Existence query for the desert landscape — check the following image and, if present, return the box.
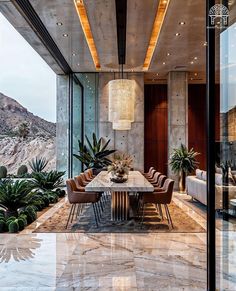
[0,92,56,174]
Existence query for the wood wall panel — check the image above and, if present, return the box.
[188,84,220,170]
[144,85,168,174]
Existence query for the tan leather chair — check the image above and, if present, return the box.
[152,175,167,188]
[147,172,161,184]
[144,168,156,180]
[140,178,175,229]
[66,179,100,228]
[142,167,154,177]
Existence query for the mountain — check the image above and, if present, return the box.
[0,92,56,137]
[0,93,56,174]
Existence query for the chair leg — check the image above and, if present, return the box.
[158,204,164,220]
[70,204,76,223]
[66,204,74,229]
[92,203,99,228]
[166,204,174,229]
[164,204,172,229]
[141,203,146,226]
[76,204,82,217]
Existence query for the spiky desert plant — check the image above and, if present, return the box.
[29,157,49,172]
[0,180,35,217]
[31,171,65,191]
[169,144,200,175]
[73,133,116,169]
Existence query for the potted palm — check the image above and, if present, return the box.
[73,133,116,175]
[169,144,199,192]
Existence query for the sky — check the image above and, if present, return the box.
[0,12,56,122]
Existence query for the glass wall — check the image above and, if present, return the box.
[76,73,99,139]
[72,77,83,177]
[215,1,236,289]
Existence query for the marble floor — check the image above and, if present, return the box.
[0,194,235,290]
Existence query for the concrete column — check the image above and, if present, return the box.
[98,73,144,171]
[56,75,69,176]
[168,71,188,186]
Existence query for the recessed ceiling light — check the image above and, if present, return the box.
[63,33,68,37]
[204,41,208,46]
[56,22,63,26]
[72,53,76,56]
[175,33,180,36]
[163,62,166,65]
[194,73,198,76]
[77,63,80,66]
[190,61,194,64]
[156,73,159,76]
[190,78,193,81]
[167,53,171,56]
[179,21,185,25]
[194,56,198,60]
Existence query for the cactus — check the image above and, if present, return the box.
[0,219,7,233]
[16,218,25,231]
[0,166,7,178]
[18,214,28,226]
[8,220,19,233]
[17,165,28,176]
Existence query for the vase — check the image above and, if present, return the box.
[179,171,186,193]
[110,171,128,183]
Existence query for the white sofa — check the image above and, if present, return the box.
[186,169,236,209]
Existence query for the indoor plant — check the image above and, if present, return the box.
[108,154,133,183]
[169,144,199,192]
[73,133,116,174]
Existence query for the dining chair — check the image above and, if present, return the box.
[152,174,167,188]
[147,172,161,183]
[65,179,101,228]
[142,167,154,177]
[140,178,175,229]
[74,174,104,215]
[144,168,156,180]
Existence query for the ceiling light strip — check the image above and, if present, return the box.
[143,0,171,71]
[74,0,101,70]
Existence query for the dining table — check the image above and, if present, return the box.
[85,171,154,221]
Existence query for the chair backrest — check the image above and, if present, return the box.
[157,175,167,188]
[161,178,175,204]
[84,171,92,181]
[149,168,156,179]
[150,172,161,184]
[147,167,154,175]
[66,179,79,203]
[85,169,93,178]
[74,175,85,188]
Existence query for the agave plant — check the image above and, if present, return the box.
[169,144,200,192]
[29,157,49,172]
[73,133,116,170]
[31,171,65,191]
[0,179,35,217]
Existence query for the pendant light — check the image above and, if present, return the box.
[108,65,135,130]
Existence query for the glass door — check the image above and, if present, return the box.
[213,1,236,289]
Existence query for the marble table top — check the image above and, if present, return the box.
[85,171,154,192]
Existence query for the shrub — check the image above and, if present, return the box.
[0,219,7,232]
[17,165,28,177]
[8,220,19,233]
[16,218,25,231]
[18,122,30,139]
[29,157,49,172]
[0,179,35,215]
[32,171,65,191]
[0,166,7,178]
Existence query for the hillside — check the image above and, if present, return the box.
[0,93,56,174]
[0,92,56,137]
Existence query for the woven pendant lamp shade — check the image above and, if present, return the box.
[108,79,135,130]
